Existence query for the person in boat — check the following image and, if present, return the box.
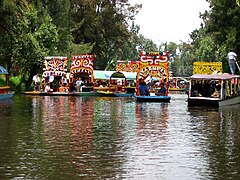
[145,75,153,88]
[49,72,55,89]
[155,82,167,96]
[44,82,53,92]
[59,85,69,93]
[211,85,221,98]
[33,74,40,91]
[75,77,84,92]
[138,80,149,96]
[61,74,68,87]
[227,51,237,74]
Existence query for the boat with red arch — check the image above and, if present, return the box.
[135,51,171,102]
[24,56,70,95]
[69,54,99,96]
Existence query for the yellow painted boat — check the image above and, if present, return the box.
[97,91,116,97]
[24,91,48,95]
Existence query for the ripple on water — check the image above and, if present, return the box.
[0,94,240,179]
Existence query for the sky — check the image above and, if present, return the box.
[129,0,210,44]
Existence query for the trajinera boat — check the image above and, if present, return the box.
[69,54,99,96]
[169,76,189,92]
[188,73,240,107]
[135,51,171,102]
[0,66,14,100]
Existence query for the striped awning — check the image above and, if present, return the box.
[0,66,8,75]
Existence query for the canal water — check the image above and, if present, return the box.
[0,93,240,179]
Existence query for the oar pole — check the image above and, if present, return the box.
[236,61,240,72]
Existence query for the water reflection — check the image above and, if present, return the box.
[0,94,240,179]
[188,104,240,179]
[136,102,169,143]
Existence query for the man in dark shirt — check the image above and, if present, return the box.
[155,82,167,96]
[138,81,149,96]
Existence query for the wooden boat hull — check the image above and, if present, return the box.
[113,92,134,97]
[169,87,187,92]
[0,92,14,100]
[97,91,116,97]
[73,92,100,96]
[135,95,171,102]
[24,91,48,95]
[188,96,240,107]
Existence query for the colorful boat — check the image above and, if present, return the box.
[24,91,48,95]
[135,51,171,102]
[0,66,14,100]
[43,56,68,91]
[109,71,136,97]
[135,95,171,102]
[70,54,98,96]
[25,55,99,96]
[97,90,116,97]
[188,73,240,107]
[24,56,69,95]
[169,77,189,91]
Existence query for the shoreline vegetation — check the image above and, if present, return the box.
[0,76,29,93]
[1,1,240,92]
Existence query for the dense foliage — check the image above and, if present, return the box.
[0,0,144,90]
[1,0,240,90]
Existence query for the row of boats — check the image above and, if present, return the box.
[1,52,240,108]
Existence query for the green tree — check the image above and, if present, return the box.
[12,7,59,90]
[0,0,30,71]
[71,0,141,69]
[204,0,240,73]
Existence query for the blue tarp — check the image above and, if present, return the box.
[93,70,115,80]
[0,66,8,75]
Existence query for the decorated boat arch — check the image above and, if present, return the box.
[135,51,171,102]
[70,54,94,83]
[43,56,68,77]
[43,56,68,92]
[193,62,222,75]
[116,60,139,72]
[136,52,169,94]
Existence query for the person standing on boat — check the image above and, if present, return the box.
[62,74,68,87]
[33,74,40,91]
[49,73,55,89]
[76,77,84,92]
[227,51,237,74]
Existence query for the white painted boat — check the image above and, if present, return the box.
[188,73,240,107]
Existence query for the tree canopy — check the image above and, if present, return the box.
[1,0,240,91]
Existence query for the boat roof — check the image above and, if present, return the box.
[190,73,240,80]
[93,70,137,80]
[0,66,8,75]
[170,77,188,82]
[110,71,137,80]
[93,70,115,80]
